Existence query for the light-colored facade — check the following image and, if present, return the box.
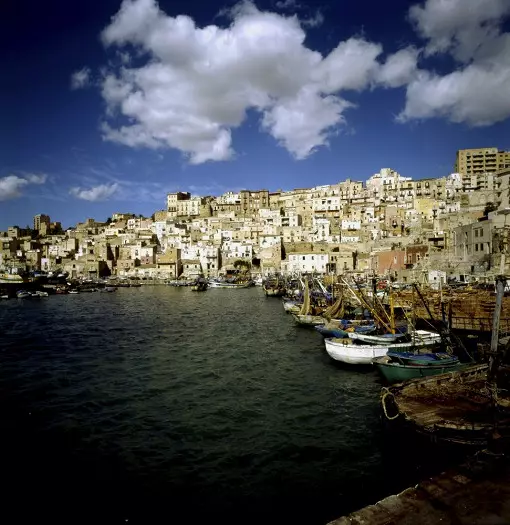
[455,147,510,175]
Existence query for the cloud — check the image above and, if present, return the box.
[75,0,510,159]
[26,173,48,184]
[79,0,411,163]
[71,67,92,89]
[69,183,119,201]
[400,0,510,126]
[409,0,510,61]
[0,173,47,201]
[302,11,324,28]
[275,0,300,9]
[375,47,419,88]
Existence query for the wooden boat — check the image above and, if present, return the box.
[191,278,208,292]
[292,279,325,326]
[208,280,252,288]
[0,273,27,284]
[324,335,442,365]
[315,325,348,338]
[379,363,510,445]
[263,277,286,297]
[282,299,300,313]
[373,353,466,383]
[292,314,326,326]
[348,329,439,345]
[325,337,390,365]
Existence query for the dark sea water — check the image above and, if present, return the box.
[0,287,450,524]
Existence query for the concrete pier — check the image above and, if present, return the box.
[329,450,510,524]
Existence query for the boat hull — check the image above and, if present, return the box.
[348,329,440,345]
[292,314,326,326]
[208,281,252,288]
[325,338,388,365]
[324,336,442,365]
[373,356,466,383]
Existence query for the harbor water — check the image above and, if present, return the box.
[0,287,455,524]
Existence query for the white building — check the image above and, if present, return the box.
[287,253,329,274]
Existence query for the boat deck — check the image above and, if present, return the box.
[385,365,510,445]
[329,450,510,525]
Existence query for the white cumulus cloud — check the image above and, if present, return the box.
[0,173,47,201]
[69,183,119,201]
[71,67,92,89]
[400,0,510,126]
[81,0,411,163]
[375,47,419,88]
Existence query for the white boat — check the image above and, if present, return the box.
[283,300,300,313]
[208,280,252,288]
[31,290,49,297]
[68,290,79,294]
[347,329,440,345]
[0,273,26,284]
[1,294,9,299]
[324,334,442,365]
[253,276,263,286]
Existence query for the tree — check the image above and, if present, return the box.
[233,259,251,272]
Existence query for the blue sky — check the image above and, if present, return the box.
[2,0,510,228]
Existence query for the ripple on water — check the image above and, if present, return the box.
[0,287,400,524]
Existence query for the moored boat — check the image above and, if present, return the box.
[324,334,442,365]
[347,329,439,346]
[16,290,31,298]
[191,278,208,291]
[373,353,466,383]
[208,280,252,288]
[292,314,326,326]
[325,337,389,365]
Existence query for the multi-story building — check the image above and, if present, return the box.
[455,147,510,175]
[34,214,50,232]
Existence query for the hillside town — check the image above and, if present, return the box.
[2,147,510,286]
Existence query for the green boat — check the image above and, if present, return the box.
[373,354,468,383]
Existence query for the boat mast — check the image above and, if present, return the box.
[488,275,506,441]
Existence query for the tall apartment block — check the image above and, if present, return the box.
[455,147,510,175]
[33,214,51,231]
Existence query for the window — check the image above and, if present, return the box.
[475,244,479,251]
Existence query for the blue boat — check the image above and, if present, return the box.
[314,326,348,338]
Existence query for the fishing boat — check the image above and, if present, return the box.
[380,278,510,445]
[282,299,301,313]
[348,329,439,345]
[292,279,326,326]
[263,277,286,297]
[208,280,252,288]
[325,337,390,365]
[324,334,442,365]
[31,290,49,297]
[315,325,348,338]
[191,278,208,292]
[314,322,376,338]
[373,352,466,383]
[0,273,27,284]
